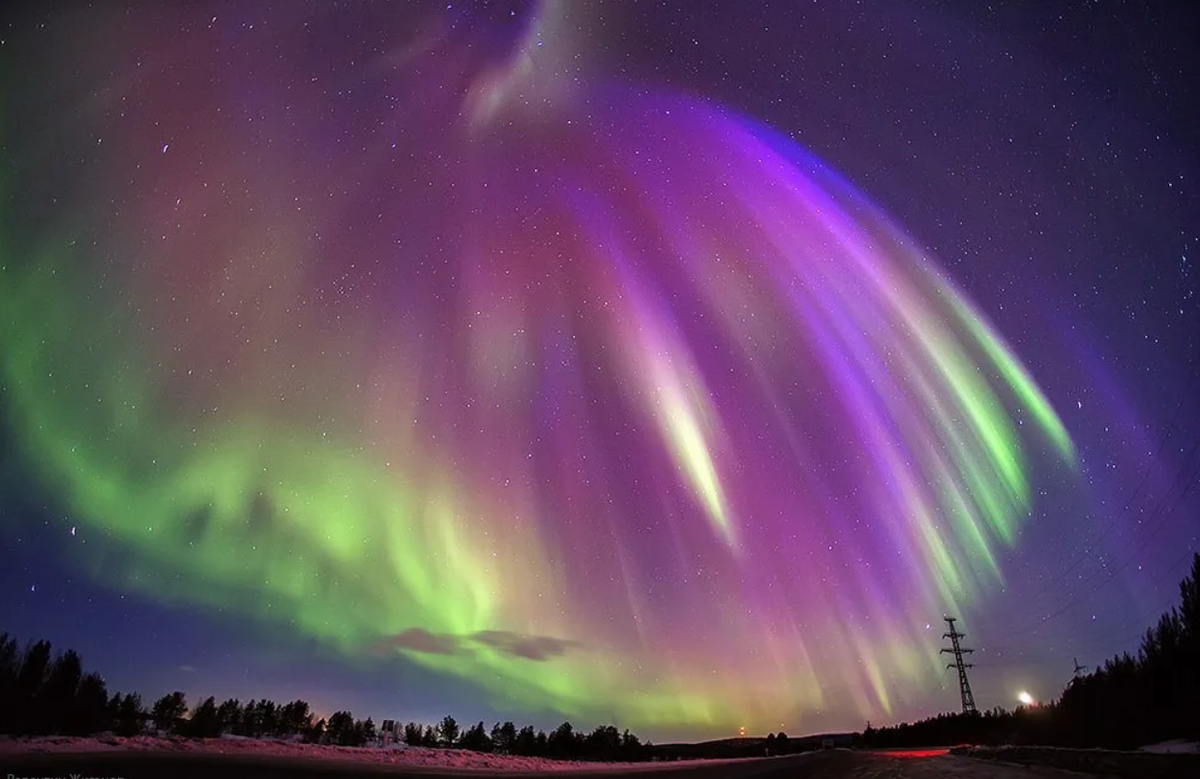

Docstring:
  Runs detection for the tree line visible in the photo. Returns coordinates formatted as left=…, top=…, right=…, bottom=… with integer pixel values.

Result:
left=10, top=553, right=1193, bottom=754
left=860, top=552, right=1200, bottom=749
left=0, top=635, right=651, bottom=759
left=402, top=717, right=647, bottom=760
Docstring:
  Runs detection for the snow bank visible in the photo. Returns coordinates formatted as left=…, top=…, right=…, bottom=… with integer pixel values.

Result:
left=953, top=744, right=1200, bottom=779
left=1139, top=740, right=1200, bottom=755
left=0, top=735, right=752, bottom=772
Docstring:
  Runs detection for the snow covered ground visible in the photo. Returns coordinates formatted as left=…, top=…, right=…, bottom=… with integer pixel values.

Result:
left=4, top=746, right=1184, bottom=779
left=0, top=734, right=749, bottom=772
left=1139, top=740, right=1200, bottom=754
left=8, top=737, right=1197, bottom=776
left=953, top=743, right=1200, bottom=779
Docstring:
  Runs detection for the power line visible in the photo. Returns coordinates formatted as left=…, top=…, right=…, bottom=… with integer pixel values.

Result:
left=991, top=447, right=1200, bottom=639
left=995, top=484, right=1196, bottom=643
left=977, top=344, right=1200, bottom=632
left=975, top=582, right=1191, bottom=671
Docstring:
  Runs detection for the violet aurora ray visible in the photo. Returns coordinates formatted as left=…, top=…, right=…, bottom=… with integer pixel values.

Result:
left=0, top=1, right=1075, bottom=732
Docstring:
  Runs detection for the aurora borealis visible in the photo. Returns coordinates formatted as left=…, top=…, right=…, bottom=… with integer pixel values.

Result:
left=2, top=0, right=1197, bottom=741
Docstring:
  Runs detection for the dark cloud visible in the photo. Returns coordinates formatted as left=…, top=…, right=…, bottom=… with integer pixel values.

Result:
left=470, top=630, right=582, bottom=661
left=377, top=628, right=462, bottom=656
left=373, top=628, right=582, bottom=661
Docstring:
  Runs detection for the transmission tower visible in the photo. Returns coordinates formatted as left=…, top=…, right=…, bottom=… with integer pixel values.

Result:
left=940, top=616, right=977, bottom=715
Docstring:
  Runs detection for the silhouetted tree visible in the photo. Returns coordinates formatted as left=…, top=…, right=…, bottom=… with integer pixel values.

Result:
left=150, top=691, right=187, bottom=734
left=491, top=720, right=517, bottom=753
left=0, top=632, right=20, bottom=733
left=403, top=721, right=424, bottom=746
left=15, top=640, right=53, bottom=734
left=548, top=721, right=579, bottom=758
left=620, top=728, right=641, bottom=756
left=459, top=720, right=492, bottom=752
left=437, top=714, right=460, bottom=747
left=112, top=692, right=145, bottom=736
left=40, top=649, right=83, bottom=733
left=70, top=672, right=108, bottom=735
left=422, top=724, right=438, bottom=747
left=1180, top=552, right=1200, bottom=739
left=216, top=698, right=242, bottom=734
left=326, top=710, right=356, bottom=746
left=280, top=700, right=312, bottom=736
left=237, top=699, right=258, bottom=736
left=257, top=699, right=279, bottom=737
left=357, top=717, right=377, bottom=746
left=188, top=696, right=221, bottom=737
left=513, top=724, right=538, bottom=755
left=305, top=717, right=326, bottom=744
left=105, top=692, right=121, bottom=726
left=584, top=724, right=621, bottom=758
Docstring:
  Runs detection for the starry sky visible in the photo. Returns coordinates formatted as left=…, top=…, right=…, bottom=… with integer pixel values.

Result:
left=1, top=0, right=1197, bottom=743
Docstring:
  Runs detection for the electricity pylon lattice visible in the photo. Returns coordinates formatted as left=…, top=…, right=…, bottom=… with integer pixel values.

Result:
left=940, top=616, right=977, bottom=715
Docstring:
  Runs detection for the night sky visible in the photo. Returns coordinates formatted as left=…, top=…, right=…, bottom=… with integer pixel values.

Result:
left=1, top=0, right=1197, bottom=743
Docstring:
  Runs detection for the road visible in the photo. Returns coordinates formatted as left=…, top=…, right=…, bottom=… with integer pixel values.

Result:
left=1, top=749, right=1103, bottom=779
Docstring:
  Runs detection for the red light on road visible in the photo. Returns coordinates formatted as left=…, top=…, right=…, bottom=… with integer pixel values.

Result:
left=878, top=749, right=949, bottom=758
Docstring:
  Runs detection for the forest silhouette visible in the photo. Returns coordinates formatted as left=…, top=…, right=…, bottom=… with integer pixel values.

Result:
left=2, top=553, right=1197, bottom=755
left=859, top=553, right=1200, bottom=749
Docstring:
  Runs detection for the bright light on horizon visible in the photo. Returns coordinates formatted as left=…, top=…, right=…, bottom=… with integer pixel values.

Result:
left=1017, top=691, right=1035, bottom=706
